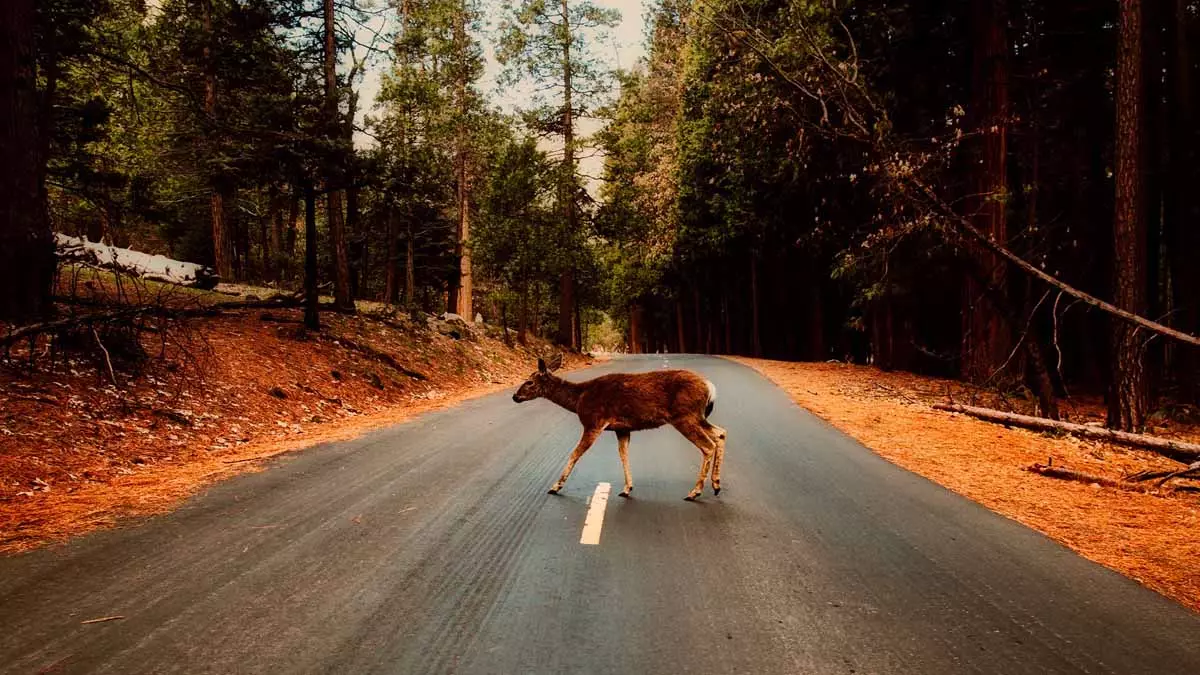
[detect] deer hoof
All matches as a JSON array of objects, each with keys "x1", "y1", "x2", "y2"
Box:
[
  {"x1": 619, "y1": 490, "x2": 632, "y2": 498},
  {"x1": 547, "y1": 488, "x2": 559, "y2": 495},
  {"x1": 684, "y1": 494, "x2": 699, "y2": 501},
  {"x1": 713, "y1": 487, "x2": 721, "y2": 495}
]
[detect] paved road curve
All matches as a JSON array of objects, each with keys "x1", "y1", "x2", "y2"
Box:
[{"x1": 3, "y1": 355, "x2": 1200, "y2": 674}]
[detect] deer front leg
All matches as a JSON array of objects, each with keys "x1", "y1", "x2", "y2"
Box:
[
  {"x1": 548, "y1": 427, "x2": 603, "y2": 495},
  {"x1": 616, "y1": 431, "x2": 633, "y2": 497}
]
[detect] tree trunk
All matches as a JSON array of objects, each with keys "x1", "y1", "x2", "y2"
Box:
[
  {"x1": 628, "y1": 303, "x2": 642, "y2": 353},
  {"x1": 555, "y1": 0, "x2": 577, "y2": 349},
  {"x1": 1110, "y1": 0, "x2": 1149, "y2": 431},
  {"x1": 935, "y1": 403, "x2": 1200, "y2": 464},
  {"x1": 304, "y1": 183, "x2": 320, "y2": 331},
  {"x1": 518, "y1": 289, "x2": 529, "y2": 345},
  {"x1": 201, "y1": 0, "x2": 233, "y2": 283},
  {"x1": 385, "y1": 209, "x2": 399, "y2": 304},
  {"x1": 449, "y1": 5, "x2": 473, "y2": 320},
  {"x1": 268, "y1": 190, "x2": 283, "y2": 282},
  {"x1": 0, "y1": 0, "x2": 53, "y2": 322},
  {"x1": 285, "y1": 192, "x2": 298, "y2": 259},
  {"x1": 692, "y1": 286, "x2": 703, "y2": 353},
  {"x1": 404, "y1": 221, "x2": 415, "y2": 306},
  {"x1": 962, "y1": 0, "x2": 1012, "y2": 382},
  {"x1": 675, "y1": 298, "x2": 686, "y2": 353},
  {"x1": 323, "y1": 0, "x2": 353, "y2": 311}
]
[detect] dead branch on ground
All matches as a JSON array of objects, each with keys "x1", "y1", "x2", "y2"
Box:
[{"x1": 935, "y1": 403, "x2": 1200, "y2": 464}]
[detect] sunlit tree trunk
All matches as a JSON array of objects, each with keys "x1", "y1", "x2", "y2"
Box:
[
  {"x1": 304, "y1": 184, "x2": 320, "y2": 331},
  {"x1": 201, "y1": 0, "x2": 233, "y2": 282},
  {"x1": 556, "y1": 0, "x2": 578, "y2": 349},
  {"x1": 324, "y1": 0, "x2": 352, "y2": 310}
]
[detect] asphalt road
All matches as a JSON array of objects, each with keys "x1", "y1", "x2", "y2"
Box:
[{"x1": 3, "y1": 354, "x2": 1200, "y2": 674}]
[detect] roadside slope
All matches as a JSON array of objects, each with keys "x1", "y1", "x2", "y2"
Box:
[{"x1": 1, "y1": 306, "x2": 578, "y2": 553}]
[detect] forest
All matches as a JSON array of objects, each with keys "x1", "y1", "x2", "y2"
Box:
[{"x1": 2, "y1": 0, "x2": 1198, "y2": 434}]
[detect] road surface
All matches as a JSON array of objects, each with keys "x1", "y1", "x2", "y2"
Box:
[{"x1": 2, "y1": 355, "x2": 1199, "y2": 674}]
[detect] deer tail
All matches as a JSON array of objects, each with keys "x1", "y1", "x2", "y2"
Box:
[{"x1": 704, "y1": 380, "x2": 717, "y2": 418}]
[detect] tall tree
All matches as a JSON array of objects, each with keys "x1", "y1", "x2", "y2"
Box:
[
  {"x1": 324, "y1": 0, "x2": 353, "y2": 310},
  {"x1": 962, "y1": 0, "x2": 1013, "y2": 382},
  {"x1": 498, "y1": 0, "x2": 619, "y2": 348},
  {"x1": 201, "y1": 0, "x2": 233, "y2": 282},
  {"x1": 1110, "y1": 0, "x2": 1149, "y2": 430},
  {"x1": 446, "y1": 0, "x2": 481, "y2": 320},
  {"x1": 0, "y1": 0, "x2": 55, "y2": 322}
]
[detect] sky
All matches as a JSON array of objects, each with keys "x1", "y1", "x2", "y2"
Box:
[{"x1": 353, "y1": 0, "x2": 652, "y2": 182}]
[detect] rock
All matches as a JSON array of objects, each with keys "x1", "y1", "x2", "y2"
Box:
[
  {"x1": 474, "y1": 313, "x2": 484, "y2": 324},
  {"x1": 430, "y1": 313, "x2": 474, "y2": 340}
]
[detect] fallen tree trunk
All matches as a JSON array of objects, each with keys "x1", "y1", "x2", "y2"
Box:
[
  {"x1": 933, "y1": 403, "x2": 1200, "y2": 464},
  {"x1": 1024, "y1": 463, "x2": 1156, "y2": 493},
  {"x1": 0, "y1": 297, "x2": 306, "y2": 349},
  {"x1": 326, "y1": 334, "x2": 429, "y2": 381}
]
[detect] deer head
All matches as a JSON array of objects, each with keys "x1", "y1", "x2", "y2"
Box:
[{"x1": 512, "y1": 353, "x2": 564, "y2": 403}]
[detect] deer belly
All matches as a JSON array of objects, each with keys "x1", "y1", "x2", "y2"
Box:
[{"x1": 609, "y1": 416, "x2": 667, "y2": 432}]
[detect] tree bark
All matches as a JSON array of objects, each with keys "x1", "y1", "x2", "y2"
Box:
[
  {"x1": 448, "y1": 2, "x2": 473, "y2": 320},
  {"x1": 962, "y1": 0, "x2": 1012, "y2": 382},
  {"x1": 935, "y1": 403, "x2": 1200, "y2": 464},
  {"x1": 304, "y1": 184, "x2": 320, "y2": 331},
  {"x1": 555, "y1": 0, "x2": 577, "y2": 349},
  {"x1": 267, "y1": 189, "x2": 283, "y2": 282},
  {"x1": 404, "y1": 220, "x2": 415, "y2": 306},
  {"x1": 385, "y1": 209, "x2": 399, "y2": 304},
  {"x1": 628, "y1": 302, "x2": 642, "y2": 353},
  {"x1": 675, "y1": 298, "x2": 686, "y2": 353},
  {"x1": 518, "y1": 289, "x2": 529, "y2": 345},
  {"x1": 323, "y1": 0, "x2": 353, "y2": 311},
  {"x1": 201, "y1": 0, "x2": 233, "y2": 282},
  {"x1": 1110, "y1": 0, "x2": 1149, "y2": 431},
  {"x1": 0, "y1": 0, "x2": 54, "y2": 322}
]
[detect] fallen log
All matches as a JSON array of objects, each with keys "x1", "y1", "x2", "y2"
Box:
[
  {"x1": 1024, "y1": 463, "x2": 1155, "y2": 493},
  {"x1": 0, "y1": 297, "x2": 305, "y2": 349},
  {"x1": 933, "y1": 403, "x2": 1200, "y2": 464},
  {"x1": 326, "y1": 334, "x2": 429, "y2": 381}
]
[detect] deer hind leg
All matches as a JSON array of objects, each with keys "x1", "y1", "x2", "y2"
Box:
[
  {"x1": 616, "y1": 431, "x2": 634, "y2": 497},
  {"x1": 701, "y1": 420, "x2": 727, "y2": 495},
  {"x1": 673, "y1": 419, "x2": 716, "y2": 501},
  {"x1": 548, "y1": 427, "x2": 603, "y2": 495}
]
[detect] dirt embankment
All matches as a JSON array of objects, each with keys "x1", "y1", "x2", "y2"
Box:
[
  {"x1": 1, "y1": 306, "x2": 582, "y2": 554},
  {"x1": 732, "y1": 357, "x2": 1200, "y2": 613}
]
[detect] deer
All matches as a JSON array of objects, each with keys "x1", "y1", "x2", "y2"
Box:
[{"x1": 512, "y1": 353, "x2": 727, "y2": 501}]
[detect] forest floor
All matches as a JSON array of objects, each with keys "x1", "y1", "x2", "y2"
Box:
[
  {"x1": 733, "y1": 357, "x2": 1200, "y2": 613},
  {"x1": 0, "y1": 280, "x2": 583, "y2": 554}
]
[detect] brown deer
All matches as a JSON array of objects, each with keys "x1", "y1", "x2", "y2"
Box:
[{"x1": 512, "y1": 354, "x2": 727, "y2": 500}]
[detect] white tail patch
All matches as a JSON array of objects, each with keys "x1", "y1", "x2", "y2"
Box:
[{"x1": 705, "y1": 380, "x2": 717, "y2": 405}]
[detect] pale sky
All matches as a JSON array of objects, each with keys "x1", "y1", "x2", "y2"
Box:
[{"x1": 353, "y1": 0, "x2": 652, "y2": 183}]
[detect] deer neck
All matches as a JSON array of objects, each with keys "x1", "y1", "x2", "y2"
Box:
[{"x1": 542, "y1": 376, "x2": 584, "y2": 414}]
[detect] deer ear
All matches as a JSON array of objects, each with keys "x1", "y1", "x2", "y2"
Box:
[
  {"x1": 537, "y1": 358, "x2": 547, "y2": 373},
  {"x1": 546, "y1": 353, "x2": 563, "y2": 372}
]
